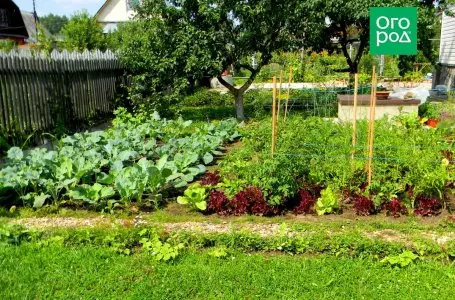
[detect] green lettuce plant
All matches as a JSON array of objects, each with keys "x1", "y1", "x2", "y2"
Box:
[
  {"x1": 316, "y1": 186, "x2": 339, "y2": 216},
  {"x1": 177, "y1": 183, "x2": 208, "y2": 211}
]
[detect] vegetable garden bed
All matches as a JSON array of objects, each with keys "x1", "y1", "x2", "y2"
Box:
[
  {"x1": 178, "y1": 114, "x2": 455, "y2": 218},
  {"x1": 0, "y1": 108, "x2": 240, "y2": 210}
]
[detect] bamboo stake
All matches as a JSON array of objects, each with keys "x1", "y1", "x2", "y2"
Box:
[
  {"x1": 277, "y1": 71, "x2": 283, "y2": 122},
  {"x1": 351, "y1": 73, "x2": 359, "y2": 162},
  {"x1": 272, "y1": 76, "x2": 277, "y2": 154},
  {"x1": 284, "y1": 67, "x2": 292, "y2": 121},
  {"x1": 367, "y1": 68, "x2": 377, "y2": 186},
  {"x1": 366, "y1": 68, "x2": 375, "y2": 168}
]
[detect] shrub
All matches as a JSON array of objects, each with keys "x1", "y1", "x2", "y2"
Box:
[
  {"x1": 384, "y1": 198, "x2": 408, "y2": 218},
  {"x1": 353, "y1": 195, "x2": 375, "y2": 216},
  {"x1": 414, "y1": 196, "x2": 442, "y2": 217},
  {"x1": 180, "y1": 89, "x2": 232, "y2": 107},
  {"x1": 293, "y1": 189, "x2": 315, "y2": 215}
]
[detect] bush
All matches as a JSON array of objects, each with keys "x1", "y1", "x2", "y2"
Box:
[{"x1": 180, "y1": 89, "x2": 233, "y2": 107}]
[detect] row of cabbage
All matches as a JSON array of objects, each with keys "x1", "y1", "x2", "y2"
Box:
[{"x1": 0, "y1": 110, "x2": 240, "y2": 209}]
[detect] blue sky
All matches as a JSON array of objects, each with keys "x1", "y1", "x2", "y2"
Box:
[{"x1": 14, "y1": 0, "x2": 105, "y2": 16}]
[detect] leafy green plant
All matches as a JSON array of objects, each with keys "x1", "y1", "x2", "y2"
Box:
[
  {"x1": 67, "y1": 183, "x2": 115, "y2": 205},
  {"x1": 21, "y1": 193, "x2": 50, "y2": 208},
  {"x1": 315, "y1": 186, "x2": 339, "y2": 216},
  {"x1": 381, "y1": 251, "x2": 419, "y2": 268},
  {"x1": 138, "y1": 229, "x2": 184, "y2": 261},
  {"x1": 208, "y1": 247, "x2": 229, "y2": 259},
  {"x1": 216, "y1": 178, "x2": 248, "y2": 199},
  {"x1": 177, "y1": 183, "x2": 208, "y2": 211},
  {"x1": 0, "y1": 112, "x2": 239, "y2": 210},
  {"x1": 418, "y1": 102, "x2": 440, "y2": 120},
  {"x1": 0, "y1": 224, "x2": 33, "y2": 246}
]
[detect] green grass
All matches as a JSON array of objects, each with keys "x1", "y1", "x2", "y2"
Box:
[{"x1": 0, "y1": 245, "x2": 454, "y2": 299}]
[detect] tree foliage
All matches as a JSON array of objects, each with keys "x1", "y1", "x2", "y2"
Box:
[
  {"x1": 40, "y1": 14, "x2": 69, "y2": 35},
  {"x1": 305, "y1": 0, "x2": 439, "y2": 74},
  {"x1": 118, "y1": 0, "x2": 308, "y2": 120},
  {"x1": 33, "y1": 25, "x2": 55, "y2": 54},
  {"x1": 60, "y1": 11, "x2": 106, "y2": 52}
]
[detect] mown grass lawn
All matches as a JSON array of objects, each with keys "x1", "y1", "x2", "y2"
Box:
[{"x1": 1, "y1": 245, "x2": 454, "y2": 299}]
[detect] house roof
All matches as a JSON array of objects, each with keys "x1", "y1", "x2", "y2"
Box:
[
  {"x1": 21, "y1": 11, "x2": 38, "y2": 38},
  {"x1": 20, "y1": 11, "x2": 51, "y2": 42},
  {"x1": 0, "y1": 0, "x2": 28, "y2": 38},
  {"x1": 95, "y1": 0, "x2": 113, "y2": 18}
]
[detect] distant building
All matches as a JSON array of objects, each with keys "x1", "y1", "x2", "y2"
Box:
[
  {"x1": 434, "y1": 6, "x2": 455, "y2": 90},
  {"x1": 0, "y1": 1, "x2": 51, "y2": 49},
  {"x1": 96, "y1": 0, "x2": 141, "y2": 33},
  {"x1": 0, "y1": 0, "x2": 29, "y2": 45}
]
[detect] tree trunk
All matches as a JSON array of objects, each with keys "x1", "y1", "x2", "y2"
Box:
[{"x1": 234, "y1": 92, "x2": 245, "y2": 121}]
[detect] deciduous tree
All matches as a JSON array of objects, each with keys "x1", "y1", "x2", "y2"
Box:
[
  {"x1": 40, "y1": 14, "x2": 69, "y2": 35},
  {"x1": 60, "y1": 11, "x2": 106, "y2": 51},
  {"x1": 119, "y1": 0, "x2": 308, "y2": 121},
  {"x1": 305, "y1": 0, "x2": 438, "y2": 75}
]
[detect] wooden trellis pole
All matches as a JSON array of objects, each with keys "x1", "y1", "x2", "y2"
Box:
[
  {"x1": 277, "y1": 71, "x2": 283, "y2": 122},
  {"x1": 367, "y1": 67, "x2": 377, "y2": 185},
  {"x1": 284, "y1": 67, "x2": 292, "y2": 121},
  {"x1": 271, "y1": 76, "x2": 277, "y2": 154},
  {"x1": 351, "y1": 73, "x2": 359, "y2": 162}
]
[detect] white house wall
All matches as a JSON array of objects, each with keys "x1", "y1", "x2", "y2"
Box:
[
  {"x1": 97, "y1": 0, "x2": 136, "y2": 23},
  {"x1": 439, "y1": 7, "x2": 455, "y2": 66}
]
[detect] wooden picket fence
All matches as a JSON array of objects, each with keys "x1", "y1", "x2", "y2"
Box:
[{"x1": 0, "y1": 50, "x2": 125, "y2": 134}]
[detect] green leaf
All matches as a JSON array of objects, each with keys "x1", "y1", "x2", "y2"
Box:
[
  {"x1": 97, "y1": 173, "x2": 115, "y2": 185},
  {"x1": 174, "y1": 180, "x2": 188, "y2": 188},
  {"x1": 100, "y1": 186, "x2": 116, "y2": 199},
  {"x1": 117, "y1": 150, "x2": 138, "y2": 161},
  {"x1": 195, "y1": 201, "x2": 207, "y2": 211},
  {"x1": 156, "y1": 155, "x2": 169, "y2": 170},
  {"x1": 316, "y1": 186, "x2": 339, "y2": 216},
  {"x1": 33, "y1": 193, "x2": 50, "y2": 208},
  {"x1": 7, "y1": 147, "x2": 23, "y2": 161},
  {"x1": 177, "y1": 196, "x2": 189, "y2": 205},
  {"x1": 203, "y1": 153, "x2": 214, "y2": 165}
]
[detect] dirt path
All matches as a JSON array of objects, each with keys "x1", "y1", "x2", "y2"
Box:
[{"x1": 8, "y1": 216, "x2": 455, "y2": 245}]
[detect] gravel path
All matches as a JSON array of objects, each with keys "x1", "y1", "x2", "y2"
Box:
[{"x1": 8, "y1": 217, "x2": 455, "y2": 245}]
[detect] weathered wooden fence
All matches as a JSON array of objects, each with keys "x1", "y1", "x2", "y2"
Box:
[{"x1": 0, "y1": 50, "x2": 124, "y2": 134}]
